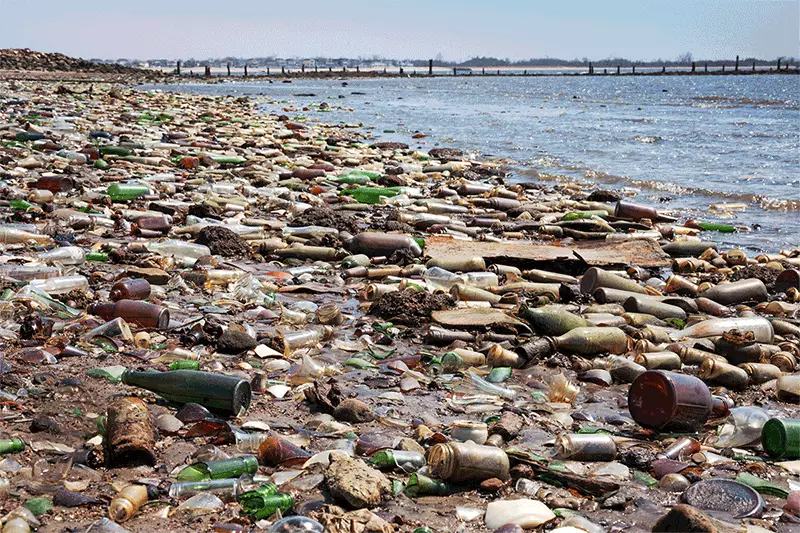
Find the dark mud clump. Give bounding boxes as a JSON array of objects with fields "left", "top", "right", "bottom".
[
  {"left": 196, "top": 226, "right": 250, "bottom": 257},
  {"left": 728, "top": 264, "right": 781, "bottom": 289},
  {"left": 428, "top": 147, "right": 464, "bottom": 161},
  {"left": 290, "top": 205, "right": 360, "bottom": 234},
  {"left": 54, "top": 289, "right": 94, "bottom": 309},
  {"left": 587, "top": 189, "right": 623, "bottom": 203},
  {"left": 388, "top": 247, "right": 418, "bottom": 266},
  {"left": 369, "top": 290, "right": 454, "bottom": 327},
  {"left": 216, "top": 330, "right": 257, "bottom": 354},
  {"left": 188, "top": 202, "right": 221, "bottom": 220}
]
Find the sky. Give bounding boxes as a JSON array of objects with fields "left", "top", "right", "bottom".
[{"left": 0, "top": 0, "right": 797, "bottom": 61}]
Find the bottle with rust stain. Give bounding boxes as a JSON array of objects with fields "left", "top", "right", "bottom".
[{"left": 426, "top": 442, "right": 509, "bottom": 482}]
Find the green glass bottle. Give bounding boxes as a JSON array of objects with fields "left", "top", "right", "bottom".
[
  {"left": 209, "top": 155, "right": 247, "bottom": 165},
  {"left": 15, "top": 131, "right": 45, "bottom": 142},
  {"left": 239, "top": 488, "right": 292, "bottom": 519},
  {"left": 332, "top": 174, "right": 371, "bottom": 185},
  {"left": 85, "top": 252, "right": 110, "bottom": 262},
  {"left": 99, "top": 146, "right": 132, "bottom": 157},
  {"left": 561, "top": 210, "right": 608, "bottom": 221},
  {"left": 176, "top": 456, "right": 260, "bottom": 482},
  {"left": 762, "top": 418, "right": 800, "bottom": 459},
  {"left": 695, "top": 222, "right": 736, "bottom": 233},
  {"left": 370, "top": 450, "right": 426, "bottom": 471},
  {"left": 169, "top": 360, "right": 200, "bottom": 371},
  {"left": 404, "top": 473, "right": 451, "bottom": 497},
  {"left": 341, "top": 187, "right": 403, "bottom": 204},
  {"left": 121, "top": 370, "right": 251, "bottom": 416},
  {"left": 0, "top": 437, "right": 25, "bottom": 454},
  {"left": 107, "top": 183, "right": 150, "bottom": 202},
  {"left": 10, "top": 199, "right": 32, "bottom": 211},
  {"left": 94, "top": 159, "right": 110, "bottom": 170}
]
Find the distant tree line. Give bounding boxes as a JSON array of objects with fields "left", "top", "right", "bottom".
[{"left": 96, "top": 53, "right": 797, "bottom": 69}]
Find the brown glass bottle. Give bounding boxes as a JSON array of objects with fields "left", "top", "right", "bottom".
[
  {"left": 88, "top": 300, "right": 169, "bottom": 329},
  {"left": 110, "top": 279, "right": 152, "bottom": 301},
  {"left": 34, "top": 175, "right": 74, "bottom": 193},
  {"left": 628, "top": 370, "right": 712, "bottom": 432},
  {"left": 133, "top": 216, "right": 172, "bottom": 235},
  {"left": 257, "top": 436, "right": 311, "bottom": 467}
]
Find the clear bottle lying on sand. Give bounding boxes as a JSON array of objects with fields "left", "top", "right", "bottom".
[
  {"left": 168, "top": 475, "right": 273, "bottom": 500},
  {"left": 426, "top": 441, "right": 509, "bottom": 482},
  {"left": 669, "top": 316, "right": 774, "bottom": 343},
  {"left": 38, "top": 246, "right": 85, "bottom": 265},
  {"left": 29, "top": 275, "right": 89, "bottom": 295},
  {"left": 0, "top": 227, "right": 53, "bottom": 245}
]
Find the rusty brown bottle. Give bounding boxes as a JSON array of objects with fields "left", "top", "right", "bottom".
[
  {"left": 34, "top": 175, "right": 74, "bottom": 193},
  {"left": 133, "top": 216, "right": 172, "bottom": 235},
  {"left": 88, "top": 300, "right": 169, "bottom": 329},
  {"left": 110, "top": 278, "right": 152, "bottom": 301},
  {"left": 105, "top": 397, "right": 156, "bottom": 467},
  {"left": 628, "top": 370, "right": 713, "bottom": 432}
]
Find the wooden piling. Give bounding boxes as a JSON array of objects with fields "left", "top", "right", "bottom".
[
  {"left": 692, "top": 61, "right": 696, "bottom": 72},
  {"left": 482, "top": 68, "right": 485, "bottom": 75},
  {"left": 429, "top": 59, "right": 433, "bottom": 76},
  {"left": 778, "top": 58, "right": 782, "bottom": 70},
  {"left": 632, "top": 65, "right": 636, "bottom": 74},
  {"left": 704, "top": 62, "right": 708, "bottom": 72},
  {"left": 245, "top": 65, "right": 248, "bottom": 77},
  {"left": 752, "top": 61, "right": 756, "bottom": 71},
  {"left": 227, "top": 62, "right": 231, "bottom": 76},
  {"left": 281, "top": 66, "right": 285, "bottom": 74},
  {"left": 617, "top": 65, "right": 620, "bottom": 74},
  {"left": 735, "top": 55, "right": 739, "bottom": 71},
  {"left": 301, "top": 64, "right": 305, "bottom": 73},
  {"left": 176, "top": 61, "right": 181, "bottom": 75},
  {"left": 662, "top": 65, "right": 665, "bottom": 73}
]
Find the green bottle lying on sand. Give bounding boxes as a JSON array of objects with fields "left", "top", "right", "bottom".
[
  {"left": 121, "top": 369, "right": 252, "bottom": 416},
  {"left": 177, "top": 455, "right": 259, "bottom": 481}
]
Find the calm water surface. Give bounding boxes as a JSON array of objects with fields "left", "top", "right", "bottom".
[{"left": 145, "top": 74, "right": 800, "bottom": 252}]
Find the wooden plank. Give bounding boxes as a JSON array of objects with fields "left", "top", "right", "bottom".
[{"left": 425, "top": 236, "right": 670, "bottom": 268}]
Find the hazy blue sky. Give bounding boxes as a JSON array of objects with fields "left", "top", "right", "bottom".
[{"left": 1, "top": 0, "right": 797, "bottom": 60}]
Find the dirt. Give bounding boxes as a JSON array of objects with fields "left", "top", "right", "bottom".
[
  {"left": 728, "top": 264, "right": 782, "bottom": 289},
  {"left": 369, "top": 290, "right": 455, "bottom": 327},
  {"left": 290, "top": 205, "right": 361, "bottom": 234},
  {"left": 195, "top": 225, "right": 250, "bottom": 257}
]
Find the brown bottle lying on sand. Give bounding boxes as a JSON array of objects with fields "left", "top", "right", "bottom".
[
  {"left": 110, "top": 278, "right": 152, "bottom": 301},
  {"left": 88, "top": 300, "right": 169, "bottom": 329}
]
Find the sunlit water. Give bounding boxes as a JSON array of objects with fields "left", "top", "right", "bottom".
[{"left": 144, "top": 74, "right": 799, "bottom": 252}]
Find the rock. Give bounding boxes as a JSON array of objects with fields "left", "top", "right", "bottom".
[
  {"left": 587, "top": 189, "right": 622, "bottom": 202},
  {"left": 333, "top": 398, "right": 376, "bottom": 423},
  {"left": 659, "top": 473, "right": 691, "bottom": 492},
  {"left": 371, "top": 142, "right": 409, "bottom": 150},
  {"left": 326, "top": 455, "right": 390, "bottom": 509},
  {"left": 428, "top": 147, "right": 464, "bottom": 161},
  {"left": 126, "top": 266, "right": 170, "bottom": 285},
  {"left": 480, "top": 478, "right": 505, "bottom": 493},
  {"left": 652, "top": 504, "right": 734, "bottom": 533},
  {"left": 396, "top": 437, "right": 425, "bottom": 454},
  {"left": 216, "top": 330, "right": 257, "bottom": 354},
  {"left": 153, "top": 414, "right": 183, "bottom": 434}
]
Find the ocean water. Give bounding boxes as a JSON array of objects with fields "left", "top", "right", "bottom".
[{"left": 144, "top": 74, "right": 799, "bottom": 252}]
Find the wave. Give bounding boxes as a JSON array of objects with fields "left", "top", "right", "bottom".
[{"left": 514, "top": 166, "right": 800, "bottom": 212}]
